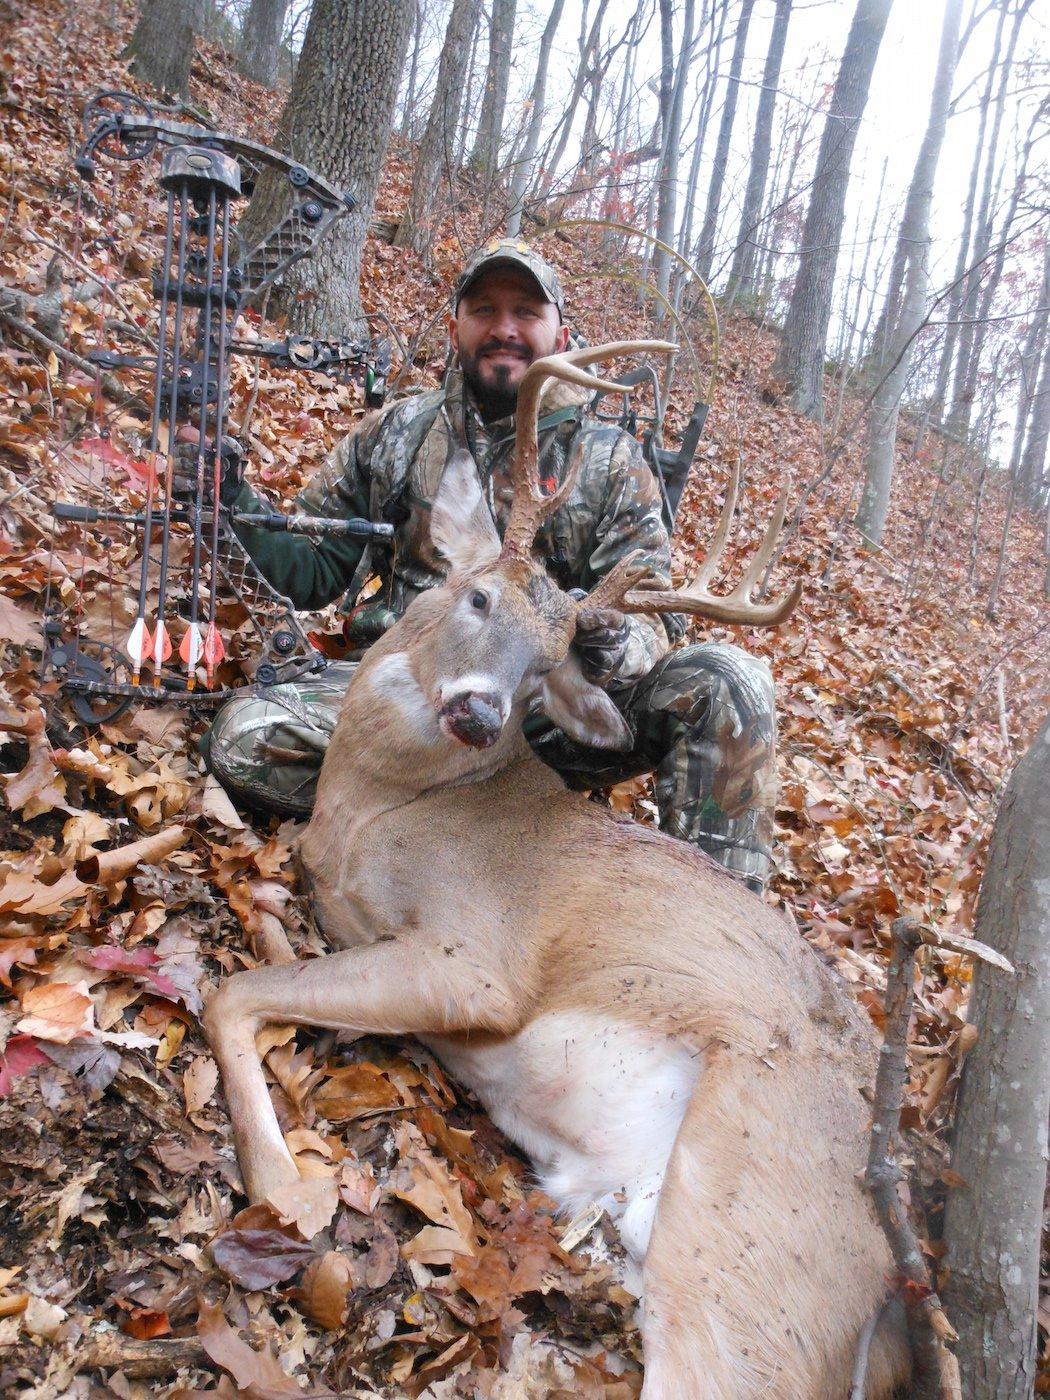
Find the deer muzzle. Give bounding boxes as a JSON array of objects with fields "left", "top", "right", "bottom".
[{"left": 438, "top": 691, "right": 505, "bottom": 749}]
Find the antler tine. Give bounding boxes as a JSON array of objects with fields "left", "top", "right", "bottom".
[
  {"left": 603, "top": 468, "right": 802, "bottom": 628},
  {"left": 501, "top": 340, "right": 678, "bottom": 560}
]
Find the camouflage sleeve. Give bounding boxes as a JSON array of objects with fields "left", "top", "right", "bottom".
[
  {"left": 228, "top": 408, "right": 389, "bottom": 611},
  {"left": 584, "top": 431, "right": 677, "bottom": 680}
]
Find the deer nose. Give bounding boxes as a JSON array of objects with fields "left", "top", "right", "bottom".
[{"left": 438, "top": 685, "right": 506, "bottom": 749}]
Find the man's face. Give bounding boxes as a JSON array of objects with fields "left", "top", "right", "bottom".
[{"left": 449, "top": 269, "right": 570, "bottom": 418}]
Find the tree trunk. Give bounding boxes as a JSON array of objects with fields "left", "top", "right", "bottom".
[
  {"left": 454, "top": 5, "right": 486, "bottom": 169},
  {"left": 243, "top": 0, "right": 414, "bottom": 336},
  {"left": 947, "top": 0, "right": 1034, "bottom": 439},
  {"left": 398, "top": 0, "right": 424, "bottom": 140},
  {"left": 394, "top": 0, "right": 481, "bottom": 253},
  {"left": 725, "top": 0, "right": 791, "bottom": 305},
  {"left": 942, "top": 714, "right": 1050, "bottom": 1399},
  {"left": 854, "top": 0, "right": 960, "bottom": 547},
  {"left": 536, "top": 0, "right": 612, "bottom": 203},
  {"left": 505, "top": 0, "right": 567, "bottom": 237},
  {"left": 236, "top": 0, "right": 289, "bottom": 88},
  {"left": 469, "top": 0, "right": 516, "bottom": 172},
  {"left": 1018, "top": 313, "right": 1050, "bottom": 508},
  {"left": 929, "top": 3, "right": 1007, "bottom": 425},
  {"left": 122, "top": 0, "right": 203, "bottom": 98},
  {"left": 653, "top": 0, "right": 696, "bottom": 307},
  {"left": 771, "top": 0, "right": 894, "bottom": 420},
  {"left": 694, "top": 0, "right": 756, "bottom": 284}
]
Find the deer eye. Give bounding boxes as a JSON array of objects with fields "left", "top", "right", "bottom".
[{"left": 469, "top": 589, "right": 489, "bottom": 611}]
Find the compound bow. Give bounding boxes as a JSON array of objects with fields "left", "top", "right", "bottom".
[{"left": 43, "top": 92, "right": 392, "bottom": 726}]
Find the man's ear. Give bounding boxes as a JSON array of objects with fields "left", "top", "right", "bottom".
[
  {"left": 431, "top": 450, "right": 502, "bottom": 571},
  {"left": 540, "top": 652, "right": 633, "bottom": 750}
]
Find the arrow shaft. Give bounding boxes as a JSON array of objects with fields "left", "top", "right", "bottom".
[
  {"left": 206, "top": 197, "right": 234, "bottom": 684},
  {"left": 185, "top": 185, "right": 219, "bottom": 671}
]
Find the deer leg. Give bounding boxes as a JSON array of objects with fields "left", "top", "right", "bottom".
[
  {"left": 203, "top": 941, "right": 518, "bottom": 1203},
  {"left": 639, "top": 1048, "right": 850, "bottom": 1400}
]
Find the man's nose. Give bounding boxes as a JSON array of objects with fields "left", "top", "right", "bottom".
[{"left": 490, "top": 307, "right": 523, "bottom": 341}]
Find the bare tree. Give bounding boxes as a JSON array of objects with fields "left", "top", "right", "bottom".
[
  {"left": 942, "top": 712, "right": 1050, "bottom": 1399},
  {"left": 470, "top": 0, "right": 517, "bottom": 172},
  {"left": 394, "top": 0, "right": 482, "bottom": 253},
  {"left": 725, "top": 0, "right": 792, "bottom": 304},
  {"left": 122, "top": 0, "right": 204, "bottom": 97},
  {"left": 505, "top": 0, "right": 567, "bottom": 237},
  {"left": 236, "top": 0, "right": 290, "bottom": 88},
  {"left": 243, "top": 0, "right": 414, "bottom": 334},
  {"left": 694, "top": 0, "right": 756, "bottom": 284},
  {"left": 854, "top": 0, "right": 962, "bottom": 547},
  {"left": 1018, "top": 302, "right": 1050, "bottom": 507},
  {"left": 398, "top": 0, "right": 425, "bottom": 140},
  {"left": 771, "top": 0, "right": 895, "bottom": 420},
  {"left": 653, "top": 0, "right": 697, "bottom": 306}
]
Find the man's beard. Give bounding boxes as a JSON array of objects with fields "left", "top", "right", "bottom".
[{"left": 459, "top": 340, "right": 534, "bottom": 421}]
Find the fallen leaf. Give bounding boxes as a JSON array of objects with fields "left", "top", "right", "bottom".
[
  {"left": 0, "top": 1034, "right": 49, "bottom": 1095},
  {"left": 314, "top": 1061, "right": 404, "bottom": 1122},
  {"left": 267, "top": 1176, "right": 339, "bottom": 1240},
  {"left": 296, "top": 1250, "right": 357, "bottom": 1329},
  {"left": 210, "top": 1206, "right": 317, "bottom": 1289},
  {"left": 183, "top": 1055, "right": 218, "bottom": 1116},
  {"left": 16, "top": 980, "right": 94, "bottom": 1044},
  {"left": 195, "top": 1298, "right": 312, "bottom": 1397}
]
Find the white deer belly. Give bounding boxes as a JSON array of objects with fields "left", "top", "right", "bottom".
[{"left": 426, "top": 1012, "right": 702, "bottom": 1264}]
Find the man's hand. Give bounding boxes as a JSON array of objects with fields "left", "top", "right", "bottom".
[
  {"left": 573, "top": 606, "right": 630, "bottom": 687},
  {"left": 170, "top": 436, "right": 246, "bottom": 506}
]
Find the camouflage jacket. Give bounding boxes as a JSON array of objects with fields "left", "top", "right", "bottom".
[{"left": 231, "top": 371, "right": 674, "bottom": 679}]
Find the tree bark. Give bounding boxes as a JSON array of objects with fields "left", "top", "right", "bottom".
[
  {"left": 653, "top": 0, "right": 697, "bottom": 307},
  {"left": 725, "top": 0, "right": 792, "bottom": 304},
  {"left": 854, "top": 0, "right": 961, "bottom": 547},
  {"left": 1018, "top": 310, "right": 1050, "bottom": 508},
  {"left": 394, "top": 0, "right": 481, "bottom": 253},
  {"left": 771, "top": 0, "right": 894, "bottom": 420},
  {"left": 505, "top": 0, "right": 567, "bottom": 237},
  {"left": 236, "top": 0, "right": 289, "bottom": 88},
  {"left": 242, "top": 0, "right": 414, "bottom": 336},
  {"left": 122, "top": 0, "right": 204, "bottom": 98},
  {"left": 694, "top": 0, "right": 756, "bottom": 284},
  {"left": 398, "top": 0, "right": 424, "bottom": 140},
  {"left": 942, "top": 713, "right": 1050, "bottom": 1400},
  {"left": 469, "top": 0, "right": 516, "bottom": 172}
]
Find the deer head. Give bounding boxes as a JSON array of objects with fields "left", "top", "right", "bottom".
[{"left": 415, "top": 342, "right": 801, "bottom": 757}]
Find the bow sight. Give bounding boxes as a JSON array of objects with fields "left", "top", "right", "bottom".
[{"left": 43, "top": 92, "right": 392, "bottom": 726}]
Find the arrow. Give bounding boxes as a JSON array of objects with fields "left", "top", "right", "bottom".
[
  {"left": 203, "top": 622, "right": 225, "bottom": 683},
  {"left": 126, "top": 617, "right": 153, "bottom": 680},
  {"left": 179, "top": 622, "right": 204, "bottom": 688},
  {"left": 151, "top": 619, "right": 172, "bottom": 675}
]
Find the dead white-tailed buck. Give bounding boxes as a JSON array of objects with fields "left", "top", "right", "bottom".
[{"left": 205, "top": 343, "right": 911, "bottom": 1397}]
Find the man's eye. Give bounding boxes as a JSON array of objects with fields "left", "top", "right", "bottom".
[{"left": 470, "top": 590, "right": 489, "bottom": 611}]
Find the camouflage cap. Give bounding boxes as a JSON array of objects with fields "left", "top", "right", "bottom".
[{"left": 455, "top": 238, "right": 565, "bottom": 317}]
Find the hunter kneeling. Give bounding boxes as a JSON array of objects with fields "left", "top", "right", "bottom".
[{"left": 203, "top": 239, "right": 777, "bottom": 891}]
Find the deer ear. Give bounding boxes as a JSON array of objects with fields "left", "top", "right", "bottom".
[
  {"left": 540, "top": 652, "right": 633, "bottom": 750},
  {"left": 431, "top": 450, "right": 502, "bottom": 571}
]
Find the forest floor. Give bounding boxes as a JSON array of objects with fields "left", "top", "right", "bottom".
[{"left": 0, "top": 2, "right": 1047, "bottom": 1397}]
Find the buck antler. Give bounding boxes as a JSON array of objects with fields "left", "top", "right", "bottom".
[
  {"left": 500, "top": 341, "right": 677, "bottom": 560},
  {"left": 587, "top": 460, "right": 802, "bottom": 627}
]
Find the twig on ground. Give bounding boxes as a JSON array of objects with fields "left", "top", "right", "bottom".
[{"left": 848, "top": 1297, "right": 893, "bottom": 1400}]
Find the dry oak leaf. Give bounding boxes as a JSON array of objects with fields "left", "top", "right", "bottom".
[
  {"left": 267, "top": 1176, "right": 339, "bottom": 1240},
  {"left": 313, "top": 1061, "right": 404, "bottom": 1122},
  {"left": 16, "top": 979, "right": 94, "bottom": 1043},
  {"left": 296, "top": 1250, "right": 358, "bottom": 1330},
  {"left": 0, "top": 861, "right": 85, "bottom": 915},
  {"left": 195, "top": 1297, "right": 333, "bottom": 1398},
  {"left": 183, "top": 1054, "right": 219, "bottom": 1116}
]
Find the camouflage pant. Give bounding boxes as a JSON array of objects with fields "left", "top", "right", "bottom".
[{"left": 203, "top": 643, "right": 777, "bottom": 888}]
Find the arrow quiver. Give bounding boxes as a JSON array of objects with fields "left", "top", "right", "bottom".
[{"left": 43, "top": 92, "right": 393, "bottom": 726}]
